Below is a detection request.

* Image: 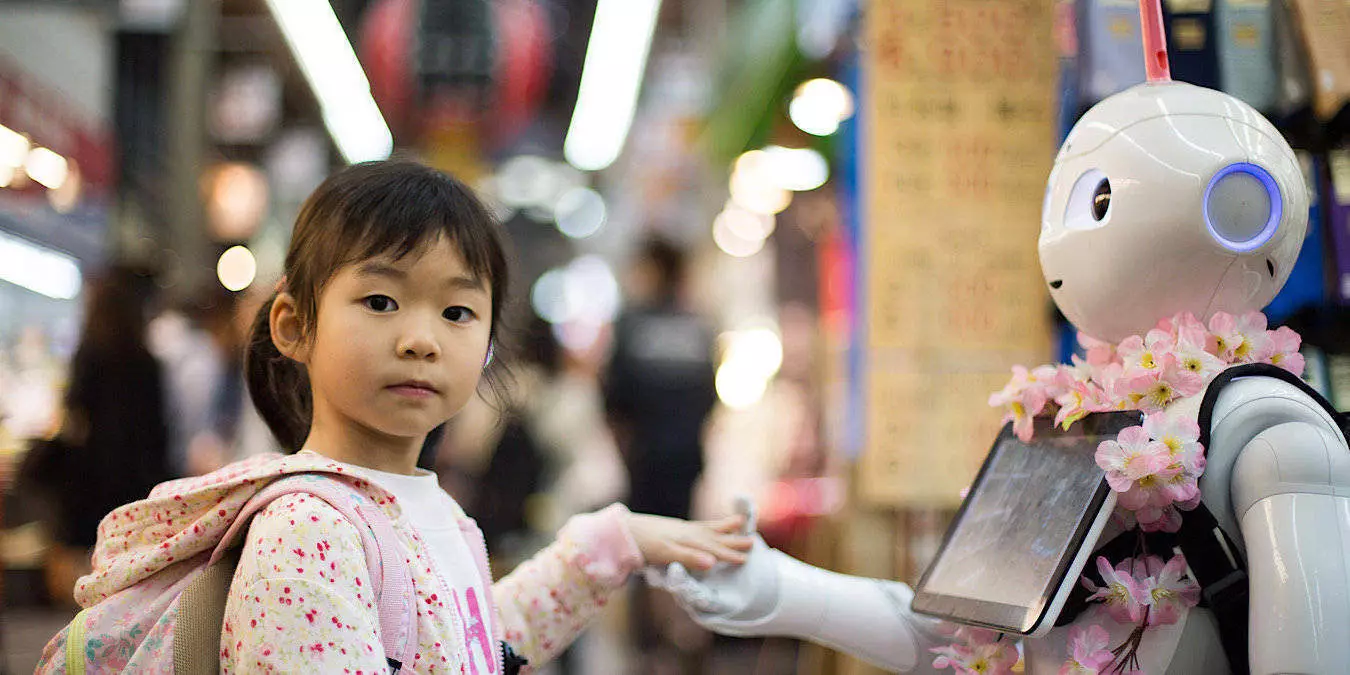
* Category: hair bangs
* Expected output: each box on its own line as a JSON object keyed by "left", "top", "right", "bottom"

{"left": 335, "top": 168, "right": 502, "bottom": 290}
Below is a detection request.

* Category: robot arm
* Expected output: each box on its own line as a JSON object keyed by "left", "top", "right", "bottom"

{"left": 647, "top": 500, "right": 950, "bottom": 673}
{"left": 1231, "top": 420, "right": 1350, "bottom": 673}
{"left": 1203, "top": 374, "right": 1350, "bottom": 673}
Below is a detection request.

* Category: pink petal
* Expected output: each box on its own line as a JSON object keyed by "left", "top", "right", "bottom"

{"left": 1105, "top": 472, "right": 1136, "bottom": 492}
{"left": 1237, "top": 311, "right": 1268, "bottom": 334}
{"left": 1140, "top": 506, "right": 1183, "bottom": 533}
{"left": 1116, "top": 425, "right": 1150, "bottom": 447}
{"left": 1278, "top": 352, "right": 1306, "bottom": 377}
{"left": 1208, "top": 312, "right": 1235, "bottom": 335}
{"left": 1095, "top": 440, "right": 1123, "bottom": 469}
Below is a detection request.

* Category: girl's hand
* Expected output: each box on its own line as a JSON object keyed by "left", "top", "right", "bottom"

{"left": 625, "top": 512, "right": 754, "bottom": 571}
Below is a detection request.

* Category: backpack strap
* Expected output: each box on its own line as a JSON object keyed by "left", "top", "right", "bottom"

{"left": 174, "top": 548, "right": 242, "bottom": 674}
{"left": 66, "top": 607, "right": 92, "bottom": 675}
{"left": 1173, "top": 500, "right": 1250, "bottom": 675}
{"left": 208, "top": 474, "right": 419, "bottom": 671}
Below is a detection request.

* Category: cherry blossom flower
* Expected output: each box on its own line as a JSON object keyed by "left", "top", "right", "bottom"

{"left": 1155, "top": 312, "right": 1210, "bottom": 349}
{"left": 1209, "top": 311, "right": 1272, "bottom": 363}
{"left": 931, "top": 628, "right": 1019, "bottom": 675}
{"left": 990, "top": 365, "right": 1055, "bottom": 441}
{"left": 1083, "top": 556, "right": 1147, "bottom": 624}
{"left": 1096, "top": 427, "right": 1172, "bottom": 492}
{"left": 1118, "top": 329, "right": 1175, "bottom": 376}
{"left": 1172, "top": 332, "right": 1226, "bottom": 380}
{"left": 1122, "top": 356, "right": 1204, "bottom": 413}
{"left": 1161, "top": 469, "right": 1201, "bottom": 504}
{"left": 1116, "top": 462, "right": 1184, "bottom": 512}
{"left": 1139, "top": 554, "right": 1201, "bottom": 626}
{"left": 1143, "top": 411, "right": 1201, "bottom": 460}
{"left": 1054, "top": 384, "right": 1093, "bottom": 430}
{"left": 1054, "top": 367, "right": 1109, "bottom": 430}
{"left": 1143, "top": 411, "right": 1207, "bottom": 490}
{"left": 1059, "top": 624, "right": 1114, "bottom": 674}
{"left": 1265, "top": 326, "right": 1305, "bottom": 376}
{"left": 1093, "top": 363, "right": 1132, "bottom": 411}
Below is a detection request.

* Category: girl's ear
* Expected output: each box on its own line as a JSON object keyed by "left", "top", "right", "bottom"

{"left": 269, "top": 292, "right": 309, "bottom": 363}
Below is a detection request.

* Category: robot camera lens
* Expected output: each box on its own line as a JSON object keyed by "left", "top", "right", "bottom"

{"left": 1091, "top": 179, "right": 1111, "bottom": 221}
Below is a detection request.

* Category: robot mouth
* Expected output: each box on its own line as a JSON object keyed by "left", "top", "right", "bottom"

{"left": 1049, "top": 279, "right": 1063, "bottom": 290}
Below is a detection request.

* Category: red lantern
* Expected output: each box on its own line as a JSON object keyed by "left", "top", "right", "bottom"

{"left": 357, "top": 0, "right": 553, "bottom": 147}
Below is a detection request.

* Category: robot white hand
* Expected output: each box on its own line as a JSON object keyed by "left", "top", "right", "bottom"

{"left": 644, "top": 495, "right": 779, "bottom": 622}
{"left": 645, "top": 496, "right": 949, "bottom": 673}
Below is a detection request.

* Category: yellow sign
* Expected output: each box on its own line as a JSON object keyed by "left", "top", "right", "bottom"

{"left": 860, "top": 0, "right": 1056, "bottom": 508}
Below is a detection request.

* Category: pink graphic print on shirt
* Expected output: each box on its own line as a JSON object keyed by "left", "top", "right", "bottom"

{"left": 454, "top": 587, "right": 496, "bottom": 674}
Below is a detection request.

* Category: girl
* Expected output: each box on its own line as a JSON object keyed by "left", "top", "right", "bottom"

{"left": 59, "top": 160, "right": 751, "bottom": 674}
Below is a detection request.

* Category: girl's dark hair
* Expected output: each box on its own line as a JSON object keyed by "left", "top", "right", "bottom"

{"left": 245, "top": 160, "right": 511, "bottom": 452}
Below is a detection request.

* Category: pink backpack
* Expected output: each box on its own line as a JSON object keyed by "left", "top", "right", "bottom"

{"left": 40, "top": 474, "right": 418, "bottom": 674}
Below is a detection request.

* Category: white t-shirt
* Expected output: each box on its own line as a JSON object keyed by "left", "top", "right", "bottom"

{"left": 316, "top": 454, "right": 499, "bottom": 672}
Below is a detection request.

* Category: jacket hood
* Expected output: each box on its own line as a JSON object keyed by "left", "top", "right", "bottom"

{"left": 75, "top": 452, "right": 403, "bottom": 606}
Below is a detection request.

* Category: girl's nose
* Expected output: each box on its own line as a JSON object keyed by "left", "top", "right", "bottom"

{"left": 396, "top": 323, "right": 439, "bottom": 360}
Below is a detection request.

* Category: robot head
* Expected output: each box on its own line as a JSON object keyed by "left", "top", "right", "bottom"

{"left": 1039, "top": 81, "right": 1308, "bottom": 342}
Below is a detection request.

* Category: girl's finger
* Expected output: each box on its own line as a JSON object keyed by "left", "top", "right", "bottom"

{"left": 710, "top": 514, "right": 747, "bottom": 534}
{"left": 675, "top": 546, "right": 717, "bottom": 571}
{"left": 720, "top": 534, "right": 754, "bottom": 551}
{"left": 691, "top": 538, "right": 749, "bottom": 565}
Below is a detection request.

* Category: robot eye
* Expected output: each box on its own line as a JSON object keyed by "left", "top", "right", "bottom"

{"left": 1204, "top": 162, "right": 1282, "bottom": 253}
{"left": 1091, "top": 179, "right": 1111, "bottom": 221}
{"left": 1063, "top": 169, "right": 1111, "bottom": 231}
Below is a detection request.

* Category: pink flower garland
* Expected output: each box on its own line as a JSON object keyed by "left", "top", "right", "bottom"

{"left": 987, "top": 310, "right": 1301, "bottom": 532}
{"left": 932, "top": 311, "right": 1304, "bottom": 673}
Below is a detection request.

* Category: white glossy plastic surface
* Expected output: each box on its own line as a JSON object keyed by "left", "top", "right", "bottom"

{"left": 1196, "top": 376, "right": 1344, "bottom": 547}
{"left": 1240, "top": 492, "right": 1350, "bottom": 673}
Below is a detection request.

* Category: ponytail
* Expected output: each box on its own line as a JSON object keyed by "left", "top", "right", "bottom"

{"left": 244, "top": 292, "right": 312, "bottom": 452}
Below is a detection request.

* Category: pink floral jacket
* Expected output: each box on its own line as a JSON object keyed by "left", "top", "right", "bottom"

{"left": 41, "top": 452, "right": 644, "bottom": 674}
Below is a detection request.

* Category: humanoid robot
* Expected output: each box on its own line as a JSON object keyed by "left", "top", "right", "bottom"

{"left": 651, "top": 2, "right": 1350, "bottom": 673}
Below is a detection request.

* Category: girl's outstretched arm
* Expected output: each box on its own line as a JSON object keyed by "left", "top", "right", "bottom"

{"left": 492, "top": 504, "right": 751, "bottom": 666}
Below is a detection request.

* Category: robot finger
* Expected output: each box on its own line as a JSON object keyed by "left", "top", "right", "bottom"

{"left": 732, "top": 494, "right": 758, "bottom": 534}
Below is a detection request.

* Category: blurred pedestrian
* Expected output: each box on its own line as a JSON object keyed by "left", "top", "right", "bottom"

{"left": 604, "top": 237, "right": 718, "bottom": 675}
{"left": 45, "top": 265, "right": 169, "bottom": 606}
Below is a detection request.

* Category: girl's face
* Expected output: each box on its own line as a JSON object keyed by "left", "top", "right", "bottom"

{"left": 304, "top": 236, "right": 493, "bottom": 445}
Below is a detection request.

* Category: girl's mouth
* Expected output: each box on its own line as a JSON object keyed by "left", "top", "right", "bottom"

{"left": 387, "top": 381, "right": 439, "bottom": 398}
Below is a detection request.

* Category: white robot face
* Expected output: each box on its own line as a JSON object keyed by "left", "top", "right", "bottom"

{"left": 1039, "top": 82, "right": 1308, "bottom": 342}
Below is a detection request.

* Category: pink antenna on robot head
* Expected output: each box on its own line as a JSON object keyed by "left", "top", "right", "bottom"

{"left": 1138, "top": 0, "right": 1172, "bottom": 81}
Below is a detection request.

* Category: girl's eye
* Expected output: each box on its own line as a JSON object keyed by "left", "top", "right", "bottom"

{"left": 443, "top": 306, "right": 477, "bottom": 323}
{"left": 363, "top": 295, "right": 398, "bottom": 312}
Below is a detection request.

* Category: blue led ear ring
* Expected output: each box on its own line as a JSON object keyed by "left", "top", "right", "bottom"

{"left": 1204, "top": 162, "right": 1282, "bottom": 253}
